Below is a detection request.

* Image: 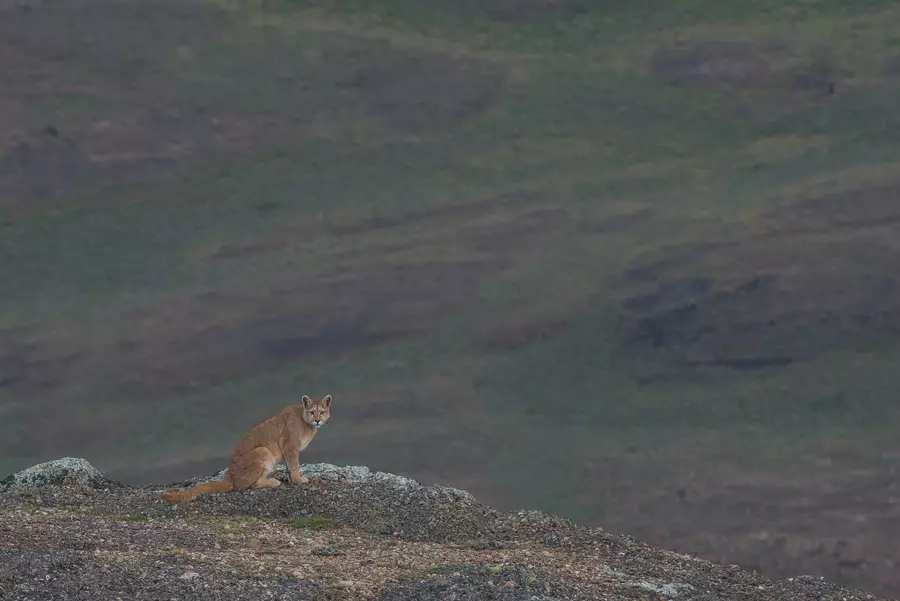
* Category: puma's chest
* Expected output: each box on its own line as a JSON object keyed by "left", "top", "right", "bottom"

{"left": 298, "top": 438, "right": 311, "bottom": 451}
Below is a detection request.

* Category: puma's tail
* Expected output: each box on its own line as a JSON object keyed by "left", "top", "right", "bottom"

{"left": 162, "top": 477, "right": 234, "bottom": 502}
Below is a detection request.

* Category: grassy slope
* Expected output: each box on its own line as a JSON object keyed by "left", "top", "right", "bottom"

{"left": 4, "top": 0, "right": 900, "bottom": 590}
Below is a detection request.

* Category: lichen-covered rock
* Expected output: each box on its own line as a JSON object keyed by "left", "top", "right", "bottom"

{"left": 171, "top": 462, "right": 476, "bottom": 503}
{"left": 637, "top": 580, "right": 696, "bottom": 598}
{"left": 0, "top": 457, "right": 123, "bottom": 493}
{"left": 156, "top": 461, "right": 496, "bottom": 543}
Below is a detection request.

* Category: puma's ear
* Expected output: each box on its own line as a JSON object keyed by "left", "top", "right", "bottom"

{"left": 322, "top": 394, "right": 332, "bottom": 408}
{"left": 302, "top": 395, "right": 312, "bottom": 408}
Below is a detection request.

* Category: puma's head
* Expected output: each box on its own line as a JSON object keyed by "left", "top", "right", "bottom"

{"left": 301, "top": 394, "right": 332, "bottom": 429}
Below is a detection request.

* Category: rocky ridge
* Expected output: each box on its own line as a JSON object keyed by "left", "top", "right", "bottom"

{"left": 0, "top": 458, "right": 888, "bottom": 600}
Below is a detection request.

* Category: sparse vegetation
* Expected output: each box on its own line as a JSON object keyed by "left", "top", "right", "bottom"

{"left": 311, "top": 546, "right": 346, "bottom": 556}
{"left": 6, "top": 458, "right": 879, "bottom": 600}
{"left": 112, "top": 514, "right": 150, "bottom": 522}
{"left": 425, "top": 563, "right": 476, "bottom": 575}
{"left": 291, "top": 516, "right": 336, "bottom": 531}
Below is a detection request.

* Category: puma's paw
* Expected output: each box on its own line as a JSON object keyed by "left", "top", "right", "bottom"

{"left": 291, "top": 475, "right": 309, "bottom": 485}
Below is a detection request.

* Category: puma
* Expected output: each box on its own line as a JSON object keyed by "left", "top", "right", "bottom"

{"left": 162, "top": 395, "right": 331, "bottom": 502}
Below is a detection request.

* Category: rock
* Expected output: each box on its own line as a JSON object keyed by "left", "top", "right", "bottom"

{"left": 0, "top": 457, "right": 890, "bottom": 601}
{"left": 291, "top": 462, "right": 477, "bottom": 504}
{"left": 159, "top": 461, "right": 491, "bottom": 543}
{"left": 0, "top": 457, "right": 122, "bottom": 493}
{"left": 638, "top": 581, "right": 696, "bottom": 598}
{"left": 245, "top": 538, "right": 263, "bottom": 551}
{"left": 163, "top": 462, "right": 476, "bottom": 504}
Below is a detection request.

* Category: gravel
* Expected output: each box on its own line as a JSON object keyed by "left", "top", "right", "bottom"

{"left": 0, "top": 458, "right": 888, "bottom": 601}
{"left": 147, "top": 461, "right": 499, "bottom": 543}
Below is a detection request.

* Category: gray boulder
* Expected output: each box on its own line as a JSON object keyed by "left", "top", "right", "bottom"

{"left": 0, "top": 457, "right": 122, "bottom": 493}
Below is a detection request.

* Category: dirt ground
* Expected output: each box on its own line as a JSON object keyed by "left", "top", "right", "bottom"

{"left": 0, "top": 459, "right": 888, "bottom": 601}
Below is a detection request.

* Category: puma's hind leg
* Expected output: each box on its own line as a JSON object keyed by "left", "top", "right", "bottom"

{"left": 230, "top": 447, "right": 281, "bottom": 490}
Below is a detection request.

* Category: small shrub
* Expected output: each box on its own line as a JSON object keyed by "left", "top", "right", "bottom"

{"left": 290, "top": 516, "right": 334, "bottom": 531}
{"left": 311, "top": 546, "right": 346, "bottom": 557}
{"left": 113, "top": 514, "right": 150, "bottom": 522}
{"left": 426, "top": 563, "right": 475, "bottom": 575}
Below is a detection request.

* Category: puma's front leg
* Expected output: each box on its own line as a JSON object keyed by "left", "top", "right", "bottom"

{"left": 283, "top": 446, "right": 308, "bottom": 484}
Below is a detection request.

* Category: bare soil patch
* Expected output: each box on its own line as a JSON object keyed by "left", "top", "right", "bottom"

{"left": 356, "top": 52, "right": 505, "bottom": 134}
{"left": 487, "top": 0, "right": 592, "bottom": 23}
{"left": 327, "top": 191, "right": 544, "bottom": 237}
{"left": 478, "top": 313, "right": 570, "bottom": 351}
{"left": 651, "top": 41, "right": 790, "bottom": 89}
{"left": 617, "top": 182, "right": 900, "bottom": 367}
{"left": 649, "top": 41, "right": 846, "bottom": 101}
{"left": 775, "top": 181, "right": 900, "bottom": 231}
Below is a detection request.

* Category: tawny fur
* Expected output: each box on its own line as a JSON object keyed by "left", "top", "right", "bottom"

{"left": 162, "top": 395, "right": 332, "bottom": 502}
